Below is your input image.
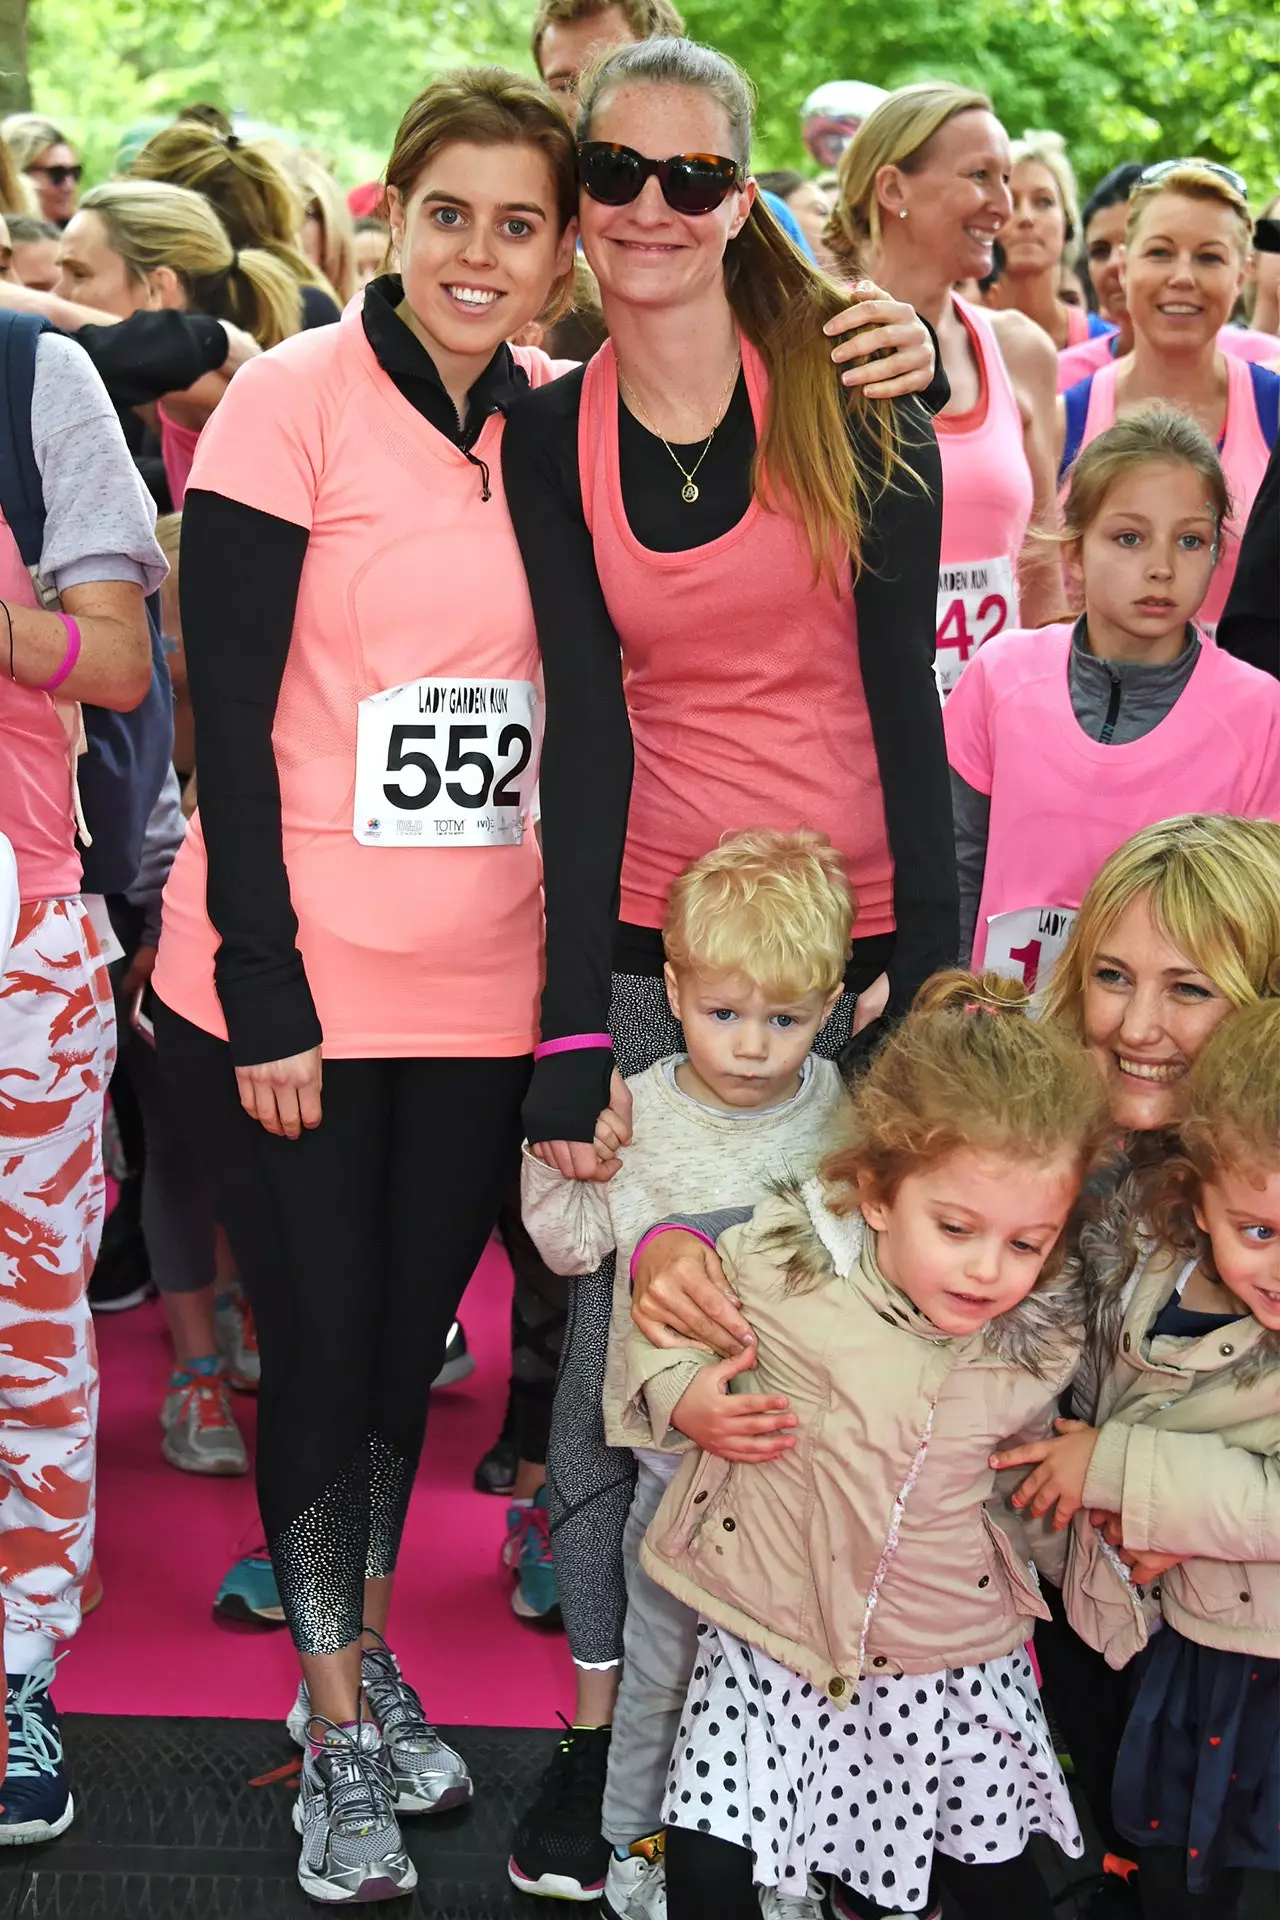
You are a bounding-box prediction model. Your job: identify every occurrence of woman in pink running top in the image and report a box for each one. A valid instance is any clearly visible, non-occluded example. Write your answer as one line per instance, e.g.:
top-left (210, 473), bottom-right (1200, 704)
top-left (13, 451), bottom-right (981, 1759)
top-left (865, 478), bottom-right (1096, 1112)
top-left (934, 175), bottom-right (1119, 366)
top-left (1057, 163), bottom-right (1280, 638)
top-left (830, 83), bottom-right (1068, 695)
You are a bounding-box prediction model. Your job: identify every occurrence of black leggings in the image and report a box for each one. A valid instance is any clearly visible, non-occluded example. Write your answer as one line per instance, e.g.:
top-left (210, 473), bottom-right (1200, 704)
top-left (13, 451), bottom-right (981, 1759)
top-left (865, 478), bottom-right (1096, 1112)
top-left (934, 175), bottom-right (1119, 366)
top-left (155, 1001), bottom-right (528, 1655)
top-left (494, 1161), bottom-right (568, 1467)
top-left (664, 1827), bottom-right (1057, 1920)
top-left (1136, 1849), bottom-right (1245, 1918)
top-left (1034, 1580), bottom-right (1132, 1860)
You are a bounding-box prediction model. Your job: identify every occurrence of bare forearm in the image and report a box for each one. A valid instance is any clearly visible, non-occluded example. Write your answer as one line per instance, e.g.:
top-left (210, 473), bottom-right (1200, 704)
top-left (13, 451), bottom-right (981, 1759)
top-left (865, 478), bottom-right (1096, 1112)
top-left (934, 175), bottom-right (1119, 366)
top-left (0, 281), bottom-right (121, 331)
top-left (5, 596), bottom-right (150, 711)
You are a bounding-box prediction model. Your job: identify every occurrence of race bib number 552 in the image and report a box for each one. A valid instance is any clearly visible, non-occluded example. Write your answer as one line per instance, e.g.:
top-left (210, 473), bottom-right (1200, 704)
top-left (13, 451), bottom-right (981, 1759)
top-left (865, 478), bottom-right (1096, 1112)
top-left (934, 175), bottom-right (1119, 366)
top-left (935, 555), bottom-right (1018, 698)
top-left (354, 677), bottom-right (539, 848)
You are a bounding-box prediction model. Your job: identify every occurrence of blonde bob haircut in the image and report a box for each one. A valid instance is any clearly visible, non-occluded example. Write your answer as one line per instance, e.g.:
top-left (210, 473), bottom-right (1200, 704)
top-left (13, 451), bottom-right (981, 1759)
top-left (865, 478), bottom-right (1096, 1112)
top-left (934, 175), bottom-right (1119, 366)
top-left (1009, 129), bottom-right (1080, 244)
top-left (663, 829), bottom-right (854, 1002)
top-left (80, 180), bottom-right (303, 350)
top-left (271, 148), bottom-right (356, 306)
top-left (1042, 815), bottom-right (1280, 1039)
top-left (823, 971), bottom-right (1110, 1273)
top-left (826, 81), bottom-right (993, 274)
top-left (1125, 161), bottom-right (1252, 256)
top-left (577, 38), bottom-right (924, 587)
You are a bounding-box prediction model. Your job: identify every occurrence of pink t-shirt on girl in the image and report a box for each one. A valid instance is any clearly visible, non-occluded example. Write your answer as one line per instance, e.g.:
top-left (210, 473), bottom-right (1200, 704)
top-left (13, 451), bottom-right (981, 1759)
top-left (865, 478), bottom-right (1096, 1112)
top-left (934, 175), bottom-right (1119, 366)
top-left (154, 307), bottom-right (558, 1059)
top-left (944, 622), bottom-right (1280, 978)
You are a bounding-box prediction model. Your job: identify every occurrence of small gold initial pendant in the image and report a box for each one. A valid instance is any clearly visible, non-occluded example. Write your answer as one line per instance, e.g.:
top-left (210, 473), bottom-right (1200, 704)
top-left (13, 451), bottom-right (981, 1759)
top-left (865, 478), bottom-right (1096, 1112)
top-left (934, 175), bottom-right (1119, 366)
top-left (681, 482), bottom-right (699, 503)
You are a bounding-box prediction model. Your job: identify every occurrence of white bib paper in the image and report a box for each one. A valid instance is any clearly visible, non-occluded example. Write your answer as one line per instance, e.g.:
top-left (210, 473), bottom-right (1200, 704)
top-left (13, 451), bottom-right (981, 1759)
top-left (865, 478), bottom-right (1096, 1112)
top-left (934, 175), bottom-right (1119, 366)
top-left (983, 906), bottom-right (1077, 992)
top-left (353, 677), bottom-right (539, 848)
top-left (935, 555), bottom-right (1019, 698)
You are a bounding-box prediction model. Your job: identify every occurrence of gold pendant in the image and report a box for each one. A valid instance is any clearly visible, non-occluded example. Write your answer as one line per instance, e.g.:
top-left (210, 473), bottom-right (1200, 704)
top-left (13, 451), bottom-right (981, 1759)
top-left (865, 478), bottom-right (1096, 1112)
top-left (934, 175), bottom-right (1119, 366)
top-left (681, 481), bottom-right (699, 503)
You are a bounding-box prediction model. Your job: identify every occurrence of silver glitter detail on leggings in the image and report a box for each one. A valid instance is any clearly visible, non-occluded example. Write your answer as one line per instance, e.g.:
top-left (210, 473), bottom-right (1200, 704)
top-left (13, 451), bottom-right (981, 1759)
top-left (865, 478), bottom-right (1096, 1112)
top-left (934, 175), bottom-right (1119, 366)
top-left (272, 1451), bottom-right (368, 1656)
top-left (365, 1432), bottom-right (415, 1581)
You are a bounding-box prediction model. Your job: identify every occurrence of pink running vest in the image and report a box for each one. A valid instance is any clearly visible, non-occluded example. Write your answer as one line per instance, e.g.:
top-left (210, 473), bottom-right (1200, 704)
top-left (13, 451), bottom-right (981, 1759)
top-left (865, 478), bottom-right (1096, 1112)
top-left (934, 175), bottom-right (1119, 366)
top-left (1070, 353), bottom-right (1273, 636)
top-left (1058, 324), bottom-right (1280, 394)
top-left (0, 514), bottom-right (79, 902)
top-left (577, 336), bottom-right (893, 939)
top-left (934, 298), bottom-right (1034, 696)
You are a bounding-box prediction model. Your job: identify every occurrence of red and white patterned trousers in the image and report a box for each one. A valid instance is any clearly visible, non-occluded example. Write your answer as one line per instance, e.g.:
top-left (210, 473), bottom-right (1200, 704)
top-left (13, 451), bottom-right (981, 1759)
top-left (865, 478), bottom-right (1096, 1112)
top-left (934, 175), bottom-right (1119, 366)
top-left (0, 898), bottom-right (114, 1673)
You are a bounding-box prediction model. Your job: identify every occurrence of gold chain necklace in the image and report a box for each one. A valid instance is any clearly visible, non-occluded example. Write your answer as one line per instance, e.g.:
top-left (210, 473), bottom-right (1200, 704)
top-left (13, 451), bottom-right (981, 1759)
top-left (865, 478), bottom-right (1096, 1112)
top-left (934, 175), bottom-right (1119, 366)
top-left (617, 358), bottom-right (742, 504)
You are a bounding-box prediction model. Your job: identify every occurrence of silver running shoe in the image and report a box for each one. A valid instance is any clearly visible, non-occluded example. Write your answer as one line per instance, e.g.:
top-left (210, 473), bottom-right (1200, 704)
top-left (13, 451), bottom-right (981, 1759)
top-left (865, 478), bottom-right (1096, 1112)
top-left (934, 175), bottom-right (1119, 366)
top-left (160, 1371), bottom-right (249, 1476)
top-left (285, 1632), bottom-right (473, 1817)
top-left (292, 1717), bottom-right (416, 1905)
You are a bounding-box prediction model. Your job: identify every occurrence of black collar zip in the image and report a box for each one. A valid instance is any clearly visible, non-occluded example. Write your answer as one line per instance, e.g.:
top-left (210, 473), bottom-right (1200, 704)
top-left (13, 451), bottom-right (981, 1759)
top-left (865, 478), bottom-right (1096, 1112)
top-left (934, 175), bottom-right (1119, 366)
top-left (360, 273), bottom-right (527, 501)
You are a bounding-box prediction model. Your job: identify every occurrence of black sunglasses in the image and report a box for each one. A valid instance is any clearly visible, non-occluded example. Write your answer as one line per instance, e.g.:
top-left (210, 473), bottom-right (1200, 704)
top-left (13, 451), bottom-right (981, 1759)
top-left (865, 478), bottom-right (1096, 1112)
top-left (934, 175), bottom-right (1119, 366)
top-left (577, 141), bottom-right (742, 216)
top-left (1255, 215), bottom-right (1280, 255)
top-left (27, 163), bottom-right (82, 186)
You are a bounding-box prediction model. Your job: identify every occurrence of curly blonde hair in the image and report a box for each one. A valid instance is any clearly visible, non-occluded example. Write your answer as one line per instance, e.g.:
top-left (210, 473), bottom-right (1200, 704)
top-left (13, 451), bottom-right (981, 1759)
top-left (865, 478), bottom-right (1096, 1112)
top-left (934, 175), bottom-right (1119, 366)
top-left (664, 828), bottom-right (853, 1000)
top-left (824, 970), bottom-right (1111, 1241)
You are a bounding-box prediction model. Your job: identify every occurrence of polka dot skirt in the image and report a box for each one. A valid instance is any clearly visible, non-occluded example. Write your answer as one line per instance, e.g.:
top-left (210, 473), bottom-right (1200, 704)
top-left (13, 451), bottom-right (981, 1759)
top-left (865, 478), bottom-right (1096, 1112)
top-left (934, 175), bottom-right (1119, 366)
top-left (664, 1621), bottom-right (1082, 1911)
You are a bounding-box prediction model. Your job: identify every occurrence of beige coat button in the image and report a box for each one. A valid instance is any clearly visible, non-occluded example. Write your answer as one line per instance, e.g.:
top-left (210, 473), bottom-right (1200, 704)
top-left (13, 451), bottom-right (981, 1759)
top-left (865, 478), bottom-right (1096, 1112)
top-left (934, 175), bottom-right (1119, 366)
top-left (828, 1676), bottom-right (846, 1697)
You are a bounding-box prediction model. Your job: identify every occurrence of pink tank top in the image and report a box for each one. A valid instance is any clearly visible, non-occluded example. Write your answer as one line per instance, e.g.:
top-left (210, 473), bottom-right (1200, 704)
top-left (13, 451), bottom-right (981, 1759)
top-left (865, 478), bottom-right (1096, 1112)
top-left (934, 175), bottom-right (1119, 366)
top-left (1058, 324), bottom-right (1280, 394)
top-left (578, 336), bottom-right (893, 938)
top-left (0, 515), bottom-right (79, 902)
top-left (934, 298), bottom-right (1034, 695)
top-left (1064, 305), bottom-right (1090, 349)
top-left (158, 405), bottom-right (201, 509)
top-left (1074, 353), bottom-right (1274, 635)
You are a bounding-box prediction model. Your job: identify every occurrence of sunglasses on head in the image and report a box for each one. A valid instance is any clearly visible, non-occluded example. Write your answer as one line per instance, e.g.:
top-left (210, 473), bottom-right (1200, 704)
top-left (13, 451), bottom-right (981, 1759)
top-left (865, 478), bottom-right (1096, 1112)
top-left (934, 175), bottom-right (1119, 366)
top-left (27, 163), bottom-right (81, 187)
top-left (1138, 158), bottom-right (1248, 199)
top-left (577, 142), bottom-right (743, 215)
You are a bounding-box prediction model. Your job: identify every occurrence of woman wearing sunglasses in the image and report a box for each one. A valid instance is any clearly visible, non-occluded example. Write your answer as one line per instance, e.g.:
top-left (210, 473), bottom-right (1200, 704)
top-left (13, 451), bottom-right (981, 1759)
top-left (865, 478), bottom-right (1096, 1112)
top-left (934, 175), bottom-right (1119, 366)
top-left (1057, 161), bottom-right (1280, 638)
top-left (501, 35), bottom-right (953, 1905)
top-left (0, 114), bottom-right (81, 228)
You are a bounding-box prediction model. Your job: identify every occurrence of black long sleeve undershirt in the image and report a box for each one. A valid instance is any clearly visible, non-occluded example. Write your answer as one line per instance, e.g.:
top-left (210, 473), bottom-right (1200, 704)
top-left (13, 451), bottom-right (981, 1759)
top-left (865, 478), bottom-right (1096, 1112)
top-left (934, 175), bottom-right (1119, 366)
top-left (74, 311), bottom-right (228, 408)
top-left (504, 365), bottom-right (957, 1144)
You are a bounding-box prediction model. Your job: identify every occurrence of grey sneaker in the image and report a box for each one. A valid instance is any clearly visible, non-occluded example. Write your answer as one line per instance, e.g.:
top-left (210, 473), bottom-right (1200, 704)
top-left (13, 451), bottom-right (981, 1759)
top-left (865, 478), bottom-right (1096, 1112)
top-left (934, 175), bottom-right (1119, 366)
top-left (286, 1632), bottom-right (473, 1817)
top-left (160, 1370), bottom-right (249, 1476)
top-left (215, 1290), bottom-right (260, 1391)
top-left (292, 1717), bottom-right (416, 1905)
top-left (603, 1848), bottom-right (667, 1919)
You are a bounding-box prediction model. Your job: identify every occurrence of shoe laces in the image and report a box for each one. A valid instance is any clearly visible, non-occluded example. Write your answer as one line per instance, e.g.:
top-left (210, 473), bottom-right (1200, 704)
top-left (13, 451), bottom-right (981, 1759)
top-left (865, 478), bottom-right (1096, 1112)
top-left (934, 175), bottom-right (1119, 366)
top-left (359, 1630), bottom-right (438, 1742)
top-left (523, 1501), bottom-right (552, 1566)
top-left (307, 1718), bottom-right (393, 1834)
top-left (542, 1714), bottom-right (609, 1821)
top-left (5, 1660), bottom-right (63, 1781)
top-left (173, 1374), bottom-right (235, 1432)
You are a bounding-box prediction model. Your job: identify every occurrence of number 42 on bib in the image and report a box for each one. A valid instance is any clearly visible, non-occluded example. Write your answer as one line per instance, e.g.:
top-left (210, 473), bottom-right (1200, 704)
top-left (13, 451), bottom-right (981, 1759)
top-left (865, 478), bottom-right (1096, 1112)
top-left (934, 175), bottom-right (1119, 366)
top-left (354, 677), bottom-right (540, 848)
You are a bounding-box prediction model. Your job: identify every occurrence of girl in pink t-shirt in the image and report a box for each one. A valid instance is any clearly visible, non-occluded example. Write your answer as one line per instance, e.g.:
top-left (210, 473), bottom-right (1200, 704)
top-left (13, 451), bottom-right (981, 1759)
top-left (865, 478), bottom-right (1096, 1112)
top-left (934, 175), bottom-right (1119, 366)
top-left (945, 405), bottom-right (1280, 982)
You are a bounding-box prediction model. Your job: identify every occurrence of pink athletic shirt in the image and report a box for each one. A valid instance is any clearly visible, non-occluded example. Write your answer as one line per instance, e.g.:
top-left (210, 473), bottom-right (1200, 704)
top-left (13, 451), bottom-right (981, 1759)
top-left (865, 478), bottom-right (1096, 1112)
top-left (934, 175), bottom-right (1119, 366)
top-left (945, 622), bottom-right (1280, 972)
top-left (577, 335), bottom-right (893, 940)
top-left (0, 514), bottom-right (79, 902)
top-left (1057, 324), bottom-right (1279, 394)
top-left (154, 307), bottom-right (557, 1058)
top-left (158, 405), bottom-right (200, 509)
top-left (934, 297), bottom-right (1034, 695)
top-left (1066, 353), bottom-right (1274, 635)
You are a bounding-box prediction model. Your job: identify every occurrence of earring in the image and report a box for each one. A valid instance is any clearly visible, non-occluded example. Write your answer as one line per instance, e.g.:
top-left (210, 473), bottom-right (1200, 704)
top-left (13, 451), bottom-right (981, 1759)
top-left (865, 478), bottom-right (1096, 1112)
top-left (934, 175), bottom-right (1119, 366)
top-left (898, 209), bottom-right (908, 220)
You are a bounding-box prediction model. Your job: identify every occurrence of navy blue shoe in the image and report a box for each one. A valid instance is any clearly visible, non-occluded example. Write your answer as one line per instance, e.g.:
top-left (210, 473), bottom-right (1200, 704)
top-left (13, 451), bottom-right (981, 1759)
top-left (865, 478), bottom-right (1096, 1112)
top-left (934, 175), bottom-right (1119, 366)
top-left (0, 1662), bottom-right (74, 1845)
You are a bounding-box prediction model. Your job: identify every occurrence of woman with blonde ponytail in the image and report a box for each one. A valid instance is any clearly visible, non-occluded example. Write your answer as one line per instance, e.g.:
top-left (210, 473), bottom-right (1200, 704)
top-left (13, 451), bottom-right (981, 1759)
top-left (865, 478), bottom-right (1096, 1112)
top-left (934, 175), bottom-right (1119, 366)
top-left (57, 179), bottom-right (300, 504)
top-left (499, 34), bottom-right (957, 1899)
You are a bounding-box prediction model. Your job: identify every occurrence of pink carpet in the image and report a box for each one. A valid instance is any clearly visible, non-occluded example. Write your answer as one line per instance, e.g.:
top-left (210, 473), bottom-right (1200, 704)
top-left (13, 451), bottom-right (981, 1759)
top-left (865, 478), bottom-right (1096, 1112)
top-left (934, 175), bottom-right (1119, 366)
top-left (60, 1242), bottom-right (576, 1727)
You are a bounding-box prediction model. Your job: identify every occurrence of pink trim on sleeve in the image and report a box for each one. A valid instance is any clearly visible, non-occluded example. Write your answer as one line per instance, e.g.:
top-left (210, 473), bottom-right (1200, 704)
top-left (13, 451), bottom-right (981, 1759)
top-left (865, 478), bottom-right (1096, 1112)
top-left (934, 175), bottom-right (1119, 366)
top-left (533, 1033), bottom-right (612, 1061)
top-left (629, 1223), bottom-right (715, 1283)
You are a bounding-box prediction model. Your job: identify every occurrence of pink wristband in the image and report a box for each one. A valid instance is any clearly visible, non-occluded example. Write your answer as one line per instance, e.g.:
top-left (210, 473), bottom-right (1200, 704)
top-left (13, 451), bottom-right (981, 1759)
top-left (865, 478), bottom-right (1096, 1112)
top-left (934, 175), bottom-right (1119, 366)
top-left (39, 615), bottom-right (81, 694)
top-left (629, 1222), bottom-right (716, 1282)
top-left (533, 1032), bottom-right (612, 1061)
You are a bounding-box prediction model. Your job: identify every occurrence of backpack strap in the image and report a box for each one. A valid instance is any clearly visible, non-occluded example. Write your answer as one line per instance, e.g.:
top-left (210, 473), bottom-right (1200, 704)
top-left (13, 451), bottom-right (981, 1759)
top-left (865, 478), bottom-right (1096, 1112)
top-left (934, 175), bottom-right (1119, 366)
top-left (0, 310), bottom-right (52, 569)
top-left (1059, 376), bottom-right (1092, 484)
top-left (1248, 360), bottom-right (1280, 451)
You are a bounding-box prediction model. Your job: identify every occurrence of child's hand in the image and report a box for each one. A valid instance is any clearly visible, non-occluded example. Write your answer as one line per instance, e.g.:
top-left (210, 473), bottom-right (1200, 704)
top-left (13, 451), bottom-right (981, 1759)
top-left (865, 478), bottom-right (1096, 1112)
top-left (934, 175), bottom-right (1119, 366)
top-left (990, 1418), bottom-right (1100, 1531)
top-left (671, 1347), bottom-right (798, 1463)
top-left (591, 1099), bottom-right (630, 1178)
top-left (1089, 1510), bottom-right (1184, 1588)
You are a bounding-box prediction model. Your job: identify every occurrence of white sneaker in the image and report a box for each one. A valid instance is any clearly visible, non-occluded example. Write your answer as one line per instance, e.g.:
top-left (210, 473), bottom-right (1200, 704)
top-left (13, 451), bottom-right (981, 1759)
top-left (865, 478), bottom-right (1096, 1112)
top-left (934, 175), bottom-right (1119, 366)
top-left (603, 1849), bottom-right (667, 1919)
top-left (760, 1877), bottom-right (828, 1919)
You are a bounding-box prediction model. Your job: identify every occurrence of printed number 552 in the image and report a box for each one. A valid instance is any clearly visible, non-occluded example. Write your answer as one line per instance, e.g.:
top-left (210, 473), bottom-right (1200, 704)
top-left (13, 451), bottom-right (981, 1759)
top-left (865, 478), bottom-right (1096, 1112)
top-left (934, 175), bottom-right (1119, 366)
top-left (383, 723), bottom-right (532, 810)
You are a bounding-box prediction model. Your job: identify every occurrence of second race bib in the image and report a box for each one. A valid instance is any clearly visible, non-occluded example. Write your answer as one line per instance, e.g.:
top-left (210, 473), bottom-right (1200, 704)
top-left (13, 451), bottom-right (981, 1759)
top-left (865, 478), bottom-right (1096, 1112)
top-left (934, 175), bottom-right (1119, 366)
top-left (935, 555), bottom-right (1019, 698)
top-left (983, 906), bottom-right (1077, 992)
top-left (353, 677), bottom-right (539, 848)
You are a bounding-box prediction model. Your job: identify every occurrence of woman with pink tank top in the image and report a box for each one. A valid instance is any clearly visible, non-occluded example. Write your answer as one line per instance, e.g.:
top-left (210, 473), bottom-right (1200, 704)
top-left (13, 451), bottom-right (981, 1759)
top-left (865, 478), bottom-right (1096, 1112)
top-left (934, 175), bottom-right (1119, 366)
top-left (0, 318), bottom-right (159, 1844)
top-left (1057, 162), bottom-right (1279, 637)
top-left (499, 39), bottom-right (954, 1900)
top-left (828, 83), bottom-right (1069, 696)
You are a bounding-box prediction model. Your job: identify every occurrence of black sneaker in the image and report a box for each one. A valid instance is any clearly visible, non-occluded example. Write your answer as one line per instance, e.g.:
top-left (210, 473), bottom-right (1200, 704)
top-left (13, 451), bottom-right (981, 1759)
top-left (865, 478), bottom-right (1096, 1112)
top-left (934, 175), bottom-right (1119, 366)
top-left (0, 1662), bottom-right (74, 1845)
top-left (432, 1321), bottom-right (475, 1390)
top-left (474, 1386), bottom-right (518, 1495)
top-left (508, 1718), bottom-right (611, 1900)
top-left (1058, 1870), bottom-right (1143, 1918)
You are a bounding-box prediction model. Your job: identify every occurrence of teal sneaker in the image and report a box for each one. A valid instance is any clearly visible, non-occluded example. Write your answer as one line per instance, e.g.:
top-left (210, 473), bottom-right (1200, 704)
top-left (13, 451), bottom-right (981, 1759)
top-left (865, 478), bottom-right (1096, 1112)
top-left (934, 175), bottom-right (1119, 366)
top-left (213, 1547), bottom-right (286, 1629)
top-left (506, 1487), bottom-right (560, 1625)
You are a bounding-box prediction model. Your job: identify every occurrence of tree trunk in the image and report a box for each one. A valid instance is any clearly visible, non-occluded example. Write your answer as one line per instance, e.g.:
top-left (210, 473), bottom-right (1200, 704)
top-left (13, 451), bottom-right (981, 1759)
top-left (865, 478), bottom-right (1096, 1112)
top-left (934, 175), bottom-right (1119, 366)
top-left (0, 0), bottom-right (29, 117)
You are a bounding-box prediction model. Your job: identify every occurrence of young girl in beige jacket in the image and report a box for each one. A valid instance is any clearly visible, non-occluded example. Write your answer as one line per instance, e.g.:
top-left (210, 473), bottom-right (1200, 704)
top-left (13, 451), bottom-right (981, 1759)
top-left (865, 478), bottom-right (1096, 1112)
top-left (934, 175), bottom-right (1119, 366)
top-left (626, 971), bottom-right (1113, 1920)
top-left (995, 996), bottom-right (1280, 1919)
